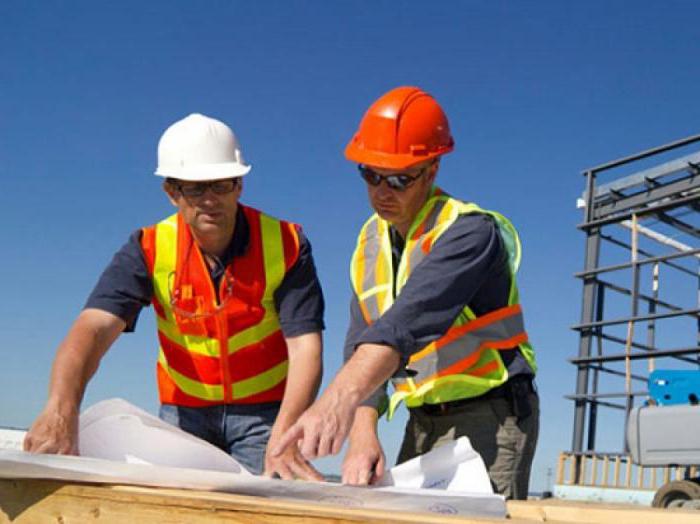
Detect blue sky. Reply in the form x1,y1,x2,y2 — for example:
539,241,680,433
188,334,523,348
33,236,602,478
2,1,700,492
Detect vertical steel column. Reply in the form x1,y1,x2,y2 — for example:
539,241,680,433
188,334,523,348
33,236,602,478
623,214,641,451
647,263,659,373
587,283,606,450
697,260,700,367
573,170,601,454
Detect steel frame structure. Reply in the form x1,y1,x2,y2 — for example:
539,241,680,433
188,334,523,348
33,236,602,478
570,134,700,464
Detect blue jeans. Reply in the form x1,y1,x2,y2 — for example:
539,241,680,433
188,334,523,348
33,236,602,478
159,402,280,475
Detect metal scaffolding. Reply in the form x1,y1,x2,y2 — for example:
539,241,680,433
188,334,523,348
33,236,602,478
570,134,700,460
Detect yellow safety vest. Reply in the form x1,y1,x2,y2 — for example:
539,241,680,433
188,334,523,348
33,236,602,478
350,188,537,418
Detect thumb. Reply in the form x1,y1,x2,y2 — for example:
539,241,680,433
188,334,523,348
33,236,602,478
271,424,303,457
372,453,386,484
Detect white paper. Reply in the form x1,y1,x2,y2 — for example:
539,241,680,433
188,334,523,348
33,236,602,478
0,429,26,451
79,398,249,475
380,436,494,493
0,398,506,519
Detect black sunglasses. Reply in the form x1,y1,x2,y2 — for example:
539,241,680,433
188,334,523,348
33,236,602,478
174,178,239,198
358,164,429,192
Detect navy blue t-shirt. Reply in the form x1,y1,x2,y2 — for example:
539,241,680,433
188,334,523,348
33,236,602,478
85,206,325,337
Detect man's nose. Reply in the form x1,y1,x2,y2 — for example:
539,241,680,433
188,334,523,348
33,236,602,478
374,179,394,198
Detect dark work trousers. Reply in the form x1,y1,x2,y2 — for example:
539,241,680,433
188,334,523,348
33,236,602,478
397,391,539,500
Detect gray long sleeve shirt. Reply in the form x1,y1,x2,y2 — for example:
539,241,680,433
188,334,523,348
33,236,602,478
343,211,534,411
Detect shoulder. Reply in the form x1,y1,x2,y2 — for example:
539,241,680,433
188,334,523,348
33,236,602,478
442,211,499,246
241,204,301,233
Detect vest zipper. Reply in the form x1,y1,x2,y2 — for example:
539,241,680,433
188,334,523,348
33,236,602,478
194,241,234,404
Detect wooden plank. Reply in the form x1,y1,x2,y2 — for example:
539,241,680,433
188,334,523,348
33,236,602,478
624,459,632,488
556,454,566,485
613,456,621,487
601,456,610,487
508,499,700,524
0,479,517,524
4,479,700,524
568,456,577,485
591,456,598,486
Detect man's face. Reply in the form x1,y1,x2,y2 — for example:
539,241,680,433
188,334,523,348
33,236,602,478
164,178,242,237
362,160,437,236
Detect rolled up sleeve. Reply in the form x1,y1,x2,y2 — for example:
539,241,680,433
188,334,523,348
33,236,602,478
274,229,325,338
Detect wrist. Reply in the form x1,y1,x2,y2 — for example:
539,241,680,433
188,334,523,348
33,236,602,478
45,396,80,417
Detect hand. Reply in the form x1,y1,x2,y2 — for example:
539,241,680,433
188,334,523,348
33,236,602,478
272,387,358,461
23,407,79,455
342,434,385,486
263,436,324,481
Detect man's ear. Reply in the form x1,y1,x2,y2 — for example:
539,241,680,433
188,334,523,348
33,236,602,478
163,181,179,207
426,160,439,184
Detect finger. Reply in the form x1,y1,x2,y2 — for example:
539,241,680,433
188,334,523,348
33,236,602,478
330,434,346,456
341,466,355,485
316,430,333,458
275,461,295,481
341,463,353,485
290,456,324,482
32,440,58,455
22,435,33,452
356,468,371,486
371,456,386,485
262,464,274,478
272,424,304,457
299,432,320,461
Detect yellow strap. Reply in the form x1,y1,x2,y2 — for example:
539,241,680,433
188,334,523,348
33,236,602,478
227,311,281,354
158,350,224,400
153,214,178,323
232,360,288,399
156,316,219,356
260,214,285,300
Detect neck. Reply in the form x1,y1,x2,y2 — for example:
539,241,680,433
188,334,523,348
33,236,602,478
191,222,235,260
393,221,411,239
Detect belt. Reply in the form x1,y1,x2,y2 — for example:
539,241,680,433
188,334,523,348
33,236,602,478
415,375,536,416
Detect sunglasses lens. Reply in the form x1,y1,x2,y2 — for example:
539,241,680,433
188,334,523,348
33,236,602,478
359,168,381,186
385,176,410,191
359,165,426,191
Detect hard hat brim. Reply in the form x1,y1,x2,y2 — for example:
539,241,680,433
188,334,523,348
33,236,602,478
344,142,452,170
154,162,251,181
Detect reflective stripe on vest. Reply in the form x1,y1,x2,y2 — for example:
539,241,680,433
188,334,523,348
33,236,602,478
142,205,299,407
350,188,536,418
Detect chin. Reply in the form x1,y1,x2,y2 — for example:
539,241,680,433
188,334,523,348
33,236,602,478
376,209,399,222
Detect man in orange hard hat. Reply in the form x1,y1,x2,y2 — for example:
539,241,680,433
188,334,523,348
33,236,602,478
275,87,539,499
24,114,325,481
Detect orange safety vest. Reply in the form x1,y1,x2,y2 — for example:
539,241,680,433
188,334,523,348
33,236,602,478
350,188,537,418
140,205,300,407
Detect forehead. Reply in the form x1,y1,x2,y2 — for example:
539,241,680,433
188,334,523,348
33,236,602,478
366,161,431,176
174,177,236,185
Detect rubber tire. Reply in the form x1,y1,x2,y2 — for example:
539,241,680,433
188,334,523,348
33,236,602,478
652,480,700,508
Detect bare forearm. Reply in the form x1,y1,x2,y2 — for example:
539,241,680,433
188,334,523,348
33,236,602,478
272,342,400,460
325,343,400,410
46,309,125,411
274,332,323,431
25,308,125,454
349,406,379,441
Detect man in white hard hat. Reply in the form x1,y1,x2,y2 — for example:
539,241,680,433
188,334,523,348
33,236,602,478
24,114,325,480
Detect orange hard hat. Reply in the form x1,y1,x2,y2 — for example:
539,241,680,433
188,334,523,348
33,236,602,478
345,86,454,169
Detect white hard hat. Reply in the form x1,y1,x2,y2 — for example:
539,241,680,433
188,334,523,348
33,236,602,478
154,113,251,181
